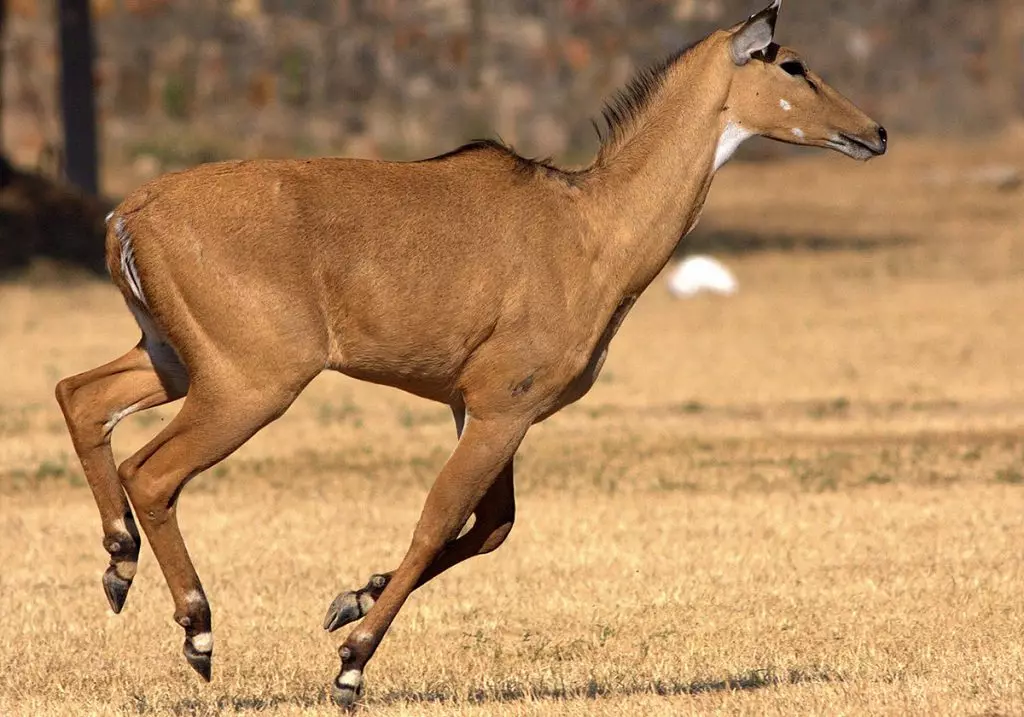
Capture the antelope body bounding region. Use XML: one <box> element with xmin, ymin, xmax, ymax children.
<box><xmin>55</xmin><ymin>1</ymin><xmax>886</xmax><ymax>707</ymax></box>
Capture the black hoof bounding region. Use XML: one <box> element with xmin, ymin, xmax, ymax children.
<box><xmin>323</xmin><ymin>591</ymin><xmax>364</xmax><ymax>632</ymax></box>
<box><xmin>102</xmin><ymin>566</ymin><xmax>132</xmax><ymax>614</ymax></box>
<box><xmin>324</xmin><ymin>575</ymin><xmax>387</xmax><ymax>633</ymax></box>
<box><xmin>183</xmin><ymin>639</ymin><xmax>212</xmax><ymax>682</ymax></box>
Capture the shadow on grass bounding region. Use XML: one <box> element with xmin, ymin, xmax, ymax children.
<box><xmin>134</xmin><ymin>692</ymin><xmax>329</xmax><ymax>715</ymax></box>
<box><xmin>150</xmin><ymin>668</ymin><xmax>839</xmax><ymax>713</ymax></box>
<box><xmin>673</xmin><ymin>226</ymin><xmax>910</xmax><ymax>258</ymax></box>
<box><xmin>379</xmin><ymin>667</ymin><xmax>840</xmax><ymax>705</ymax></box>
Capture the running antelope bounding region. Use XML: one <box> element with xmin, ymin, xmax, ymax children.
<box><xmin>55</xmin><ymin>0</ymin><xmax>885</xmax><ymax>707</ymax></box>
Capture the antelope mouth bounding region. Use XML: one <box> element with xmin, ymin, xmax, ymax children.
<box><xmin>828</xmin><ymin>132</ymin><xmax>886</xmax><ymax>161</ymax></box>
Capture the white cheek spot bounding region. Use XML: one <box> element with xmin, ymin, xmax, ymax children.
<box><xmin>714</xmin><ymin>122</ymin><xmax>754</xmax><ymax>172</ymax></box>
<box><xmin>190</xmin><ymin>632</ymin><xmax>213</xmax><ymax>653</ymax></box>
<box><xmin>779</xmin><ymin>99</ymin><xmax>792</xmax><ymax>111</ymax></box>
<box><xmin>791</xmin><ymin>128</ymin><xmax>805</xmax><ymax>139</ymax></box>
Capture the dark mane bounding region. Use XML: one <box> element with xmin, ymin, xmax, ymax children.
<box><xmin>594</xmin><ymin>40</ymin><xmax>702</xmax><ymax>157</ymax></box>
<box><xmin>418</xmin><ymin>39</ymin><xmax>702</xmax><ymax>179</ymax></box>
<box><xmin>419</xmin><ymin>139</ymin><xmax>507</xmax><ymax>164</ymax></box>
<box><xmin>420</xmin><ymin>139</ymin><xmax>585</xmax><ymax>185</ymax></box>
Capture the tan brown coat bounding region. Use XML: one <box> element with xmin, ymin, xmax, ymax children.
<box><xmin>56</xmin><ymin>1</ymin><xmax>886</xmax><ymax>707</ymax></box>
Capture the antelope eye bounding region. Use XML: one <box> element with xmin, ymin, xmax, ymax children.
<box><xmin>780</xmin><ymin>60</ymin><xmax>807</xmax><ymax>77</ymax></box>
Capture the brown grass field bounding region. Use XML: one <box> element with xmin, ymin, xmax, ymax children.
<box><xmin>2</xmin><ymin>132</ymin><xmax>1024</xmax><ymax>716</ymax></box>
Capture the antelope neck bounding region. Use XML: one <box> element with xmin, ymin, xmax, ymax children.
<box><xmin>582</xmin><ymin>44</ymin><xmax>739</xmax><ymax>297</ymax></box>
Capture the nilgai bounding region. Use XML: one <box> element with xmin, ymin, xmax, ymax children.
<box><xmin>56</xmin><ymin>0</ymin><xmax>886</xmax><ymax>707</ymax></box>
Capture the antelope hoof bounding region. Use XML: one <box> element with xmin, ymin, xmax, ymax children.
<box><xmin>323</xmin><ymin>587</ymin><xmax>376</xmax><ymax>632</ymax></box>
<box><xmin>324</xmin><ymin>591</ymin><xmax>363</xmax><ymax>632</ymax></box>
<box><xmin>183</xmin><ymin>633</ymin><xmax>213</xmax><ymax>682</ymax></box>
<box><xmin>331</xmin><ymin>669</ymin><xmax>364</xmax><ymax>710</ymax></box>
<box><xmin>102</xmin><ymin>565</ymin><xmax>132</xmax><ymax>614</ymax></box>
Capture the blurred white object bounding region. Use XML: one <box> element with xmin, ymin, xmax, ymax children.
<box><xmin>667</xmin><ymin>255</ymin><xmax>738</xmax><ymax>298</ymax></box>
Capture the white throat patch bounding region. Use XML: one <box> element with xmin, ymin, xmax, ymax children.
<box><xmin>714</xmin><ymin>122</ymin><xmax>754</xmax><ymax>172</ymax></box>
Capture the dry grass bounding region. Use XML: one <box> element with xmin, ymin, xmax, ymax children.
<box><xmin>2</xmin><ymin>133</ymin><xmax>1024</xmax><ymax>716</ymax></box>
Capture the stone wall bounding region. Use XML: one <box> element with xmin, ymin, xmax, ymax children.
<box><xmin>4</xmin><ymin>0</ymin><xmax>1023</xmax><ymax>173</ymax></box>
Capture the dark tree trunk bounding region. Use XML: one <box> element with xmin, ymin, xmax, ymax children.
<box><xmin>0</xmin><ymin>0</ymin><xmax>6</xmax><ymax>158</ymax></box>
<box><xmin>57</xmin><ymin>0</ymin><xmax>99</xmax><ymax>196</ymax></box>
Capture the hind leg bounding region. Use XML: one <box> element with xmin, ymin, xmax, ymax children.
<box><xmin>118</xmin><ymin>374</ymin><xmax>303</xmax><ymax>681</ymax></box>
<box><xmin>55</xmin><ymin>341</ymin><xmax>188</xmax><ymax>612</ymax></box>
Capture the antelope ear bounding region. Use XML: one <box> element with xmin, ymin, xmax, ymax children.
<box><xmin>730</xmin><ymin>0</ymin><xmax>781</xmax><ymax>66</ymax></box>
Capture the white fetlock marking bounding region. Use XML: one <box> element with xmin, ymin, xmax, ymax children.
<box><xmin>190</xmin><ymin>632</ymin><xmax>213</xmax><ymax>653</ymax></box>
<box><xmin>357</xmin><ymin>592</ymin><xmax>375</xmax><ymax>614</ymax></box>
<box><xmin>338</xmin><ymin>669</ymin><xmax>362</xmax><ymax>688</ymax></box>
<box><xmin>114</xmin><ymin>560</ymin><xmax>137</xmax><ymax>580</ymax></box>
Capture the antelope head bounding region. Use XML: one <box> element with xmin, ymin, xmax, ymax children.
<box><xmin>719</xmin><ymin>0</ymin><xmax>887</xmax><ymax>162</ymax></box>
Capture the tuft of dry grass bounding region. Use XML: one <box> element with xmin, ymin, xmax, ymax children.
<box><xmin>2</xmin><ymin>135</ymin><xmax>1024</xmax><ymax>716</ymax></box>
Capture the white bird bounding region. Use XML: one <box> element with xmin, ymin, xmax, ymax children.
<box><xmin>667</xmin><ymin>255</ymin><xmax>738</xmax><ymax>298</ymax></box>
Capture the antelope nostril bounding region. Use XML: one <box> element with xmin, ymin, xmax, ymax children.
<box><xmin>877</xmin><ymin>126</ymin><xmax>888</xmax><ymax>151</ymax></box>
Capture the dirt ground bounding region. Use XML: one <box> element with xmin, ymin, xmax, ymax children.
<box><xmin>1</xmin><ymin>131</ymin><xmax>1023</xmax><ymax>716</ymax></box>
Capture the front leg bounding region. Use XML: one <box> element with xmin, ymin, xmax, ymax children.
<box><xmin>323</xmin><ymin>460</ymin><xmax>515</xmax><ymax>632</ymax></box>
<box><xmin>330</xmin><ymin>413</ymin><xmax>529</xmax><ymax>708</ymax></box>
